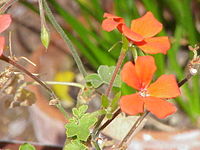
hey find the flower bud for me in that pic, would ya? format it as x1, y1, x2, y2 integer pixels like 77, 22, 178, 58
41, 26, 50, 49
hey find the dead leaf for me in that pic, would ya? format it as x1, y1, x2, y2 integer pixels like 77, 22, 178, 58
0, 66, 36, 108
102, 114, 147, 141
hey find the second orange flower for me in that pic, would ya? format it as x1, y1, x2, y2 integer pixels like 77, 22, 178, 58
102, 12, 170, 54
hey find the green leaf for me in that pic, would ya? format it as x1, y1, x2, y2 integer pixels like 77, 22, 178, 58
101, 95, 109, 108
98, 65, 121, 87
72, 108, 80, 118
66, 113, 97, 141
110, 92, 121, 112
64, 140, 87, 150
66, 105, 98, 141
78, 105, 88, 115
104, 92, 121, 119
72, 105, 88, 118
19, 143, 36, 150
85, 74, 103, 88
85, 66, 122, 88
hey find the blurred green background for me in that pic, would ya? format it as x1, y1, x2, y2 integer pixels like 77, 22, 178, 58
22, 0, 200, 123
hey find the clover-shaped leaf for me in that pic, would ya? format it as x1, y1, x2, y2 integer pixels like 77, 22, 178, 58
64, 140, 87, 150
98, 65, 121, 87
66, 105, 98, 141
85, 74, 103, 88
85, 65, 121, 88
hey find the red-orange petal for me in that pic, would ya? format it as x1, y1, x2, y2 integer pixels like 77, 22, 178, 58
135, 56, 157, 89
147, 75, 181, 98
0, 14, 11, 33
103, 13, 124, 23
122, 25, 144, 42
131, 11, 162, 38
121, 61, 141, 90
120, 93, 144, 115
102, 18, 122, 32
137, 36, 170, 54
0, 36, 5, 56
144, 97, 177, 119
104, 13, 121, 19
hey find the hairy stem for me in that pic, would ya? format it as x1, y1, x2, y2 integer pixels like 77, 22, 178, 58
105, 50, 126, 97
93, 50, 126, 144
118, 112, 149, 148
0, 55, 69, 118
43, 0, 87, 77
97, 108, 121, 134
178, 74, 192, 87
55, 102, 69, 119
0, 55, 56, 99
92, 140, 101, 150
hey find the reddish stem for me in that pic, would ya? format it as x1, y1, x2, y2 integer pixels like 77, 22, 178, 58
118, 112, 149, 148
0, 54, 56, 99
93, 50, 126, 137
97, 108, 121, 134
105, 50, 126, 97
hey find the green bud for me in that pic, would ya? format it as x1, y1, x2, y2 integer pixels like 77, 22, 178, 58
41, 26, 50, 49
19, 143, 36, 150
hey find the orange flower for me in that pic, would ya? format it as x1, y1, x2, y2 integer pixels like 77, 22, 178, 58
0, 14, 12, 56
120, 56, 180, 119
102, 12, 170, 54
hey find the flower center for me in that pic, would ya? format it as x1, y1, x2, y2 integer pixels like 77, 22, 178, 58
139, 89, 150, 97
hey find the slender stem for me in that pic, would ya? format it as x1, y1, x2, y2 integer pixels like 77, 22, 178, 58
0, 54, 57, 99
118, 112, 149, 148
92, 140, 101, 150
105, 50, 126, 97
56, 103, 68, 119
42, 0, 87, 77
38, 0, 45, 27
93, 51, 126, 134
31, 81, 84, 89
97, 108, 121, 133
91, 50, 126, 150
9, 32, 13, 57
0, 0, 18, 14
178, 74, 192, 87
0, 55, 70, 119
